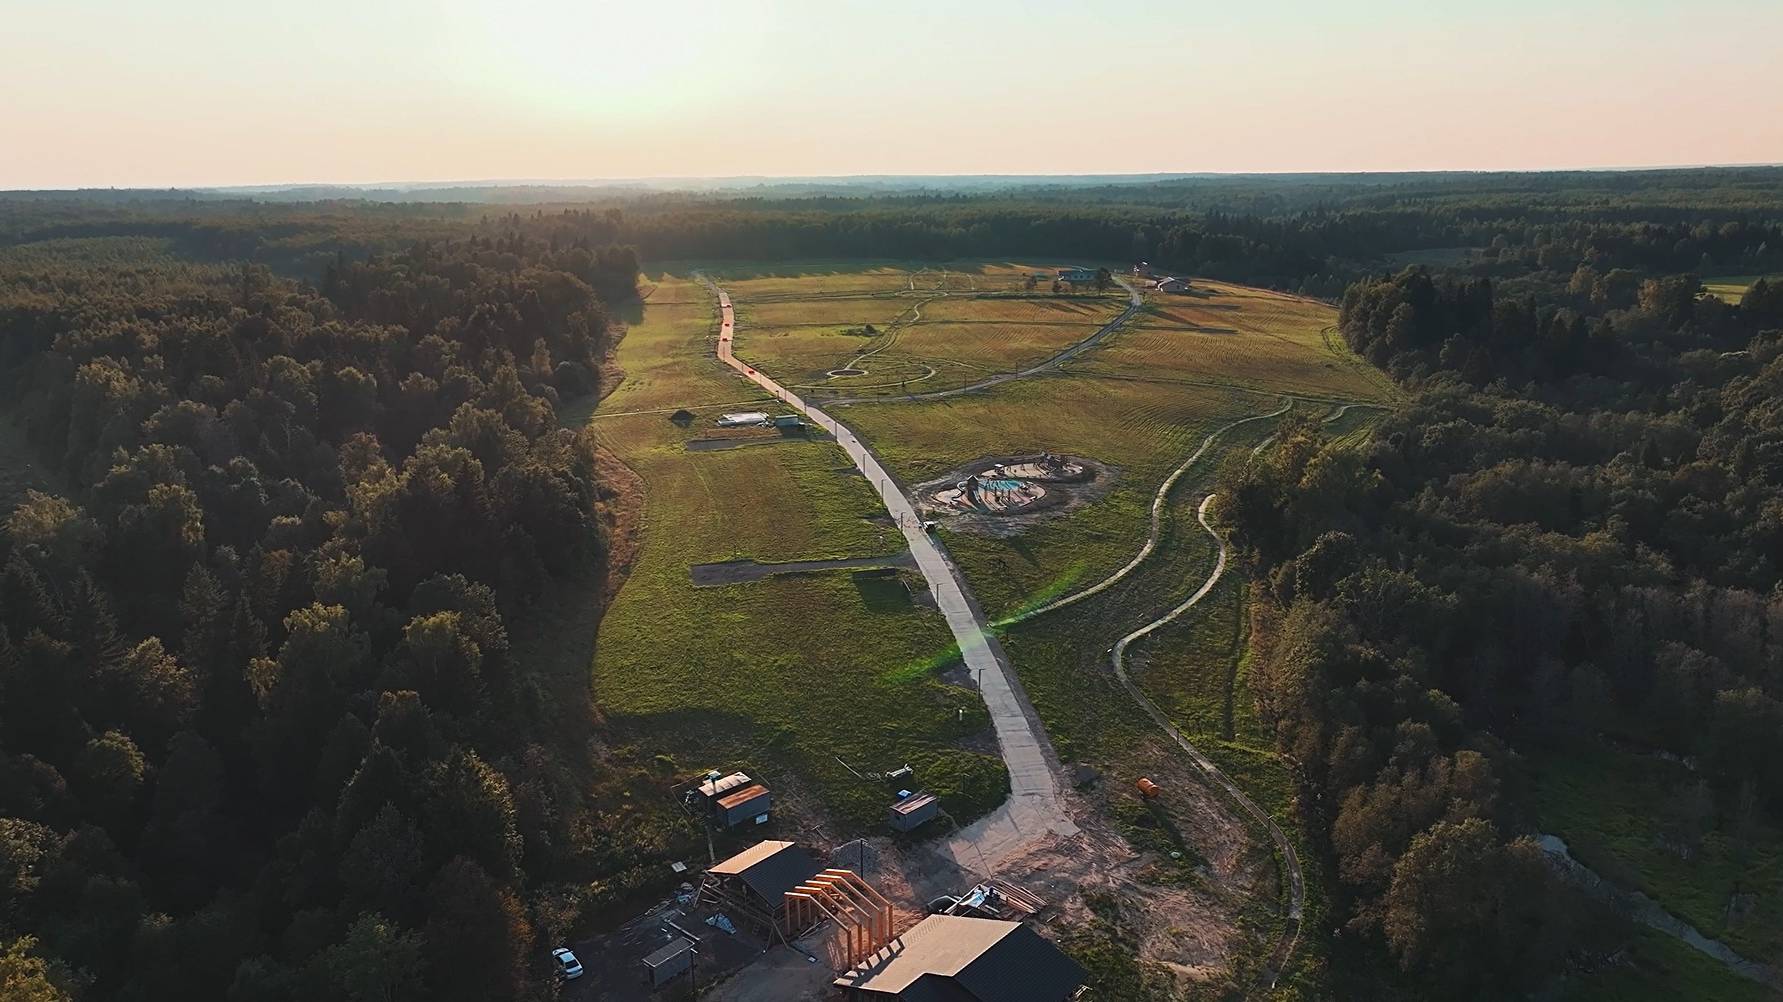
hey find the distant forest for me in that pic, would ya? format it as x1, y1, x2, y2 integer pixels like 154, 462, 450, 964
2, 168, 1782, 999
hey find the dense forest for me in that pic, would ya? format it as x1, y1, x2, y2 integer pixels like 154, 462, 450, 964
1219, 242, 1783, 991
0, 227, 649, 999
3, 169, 1782, 999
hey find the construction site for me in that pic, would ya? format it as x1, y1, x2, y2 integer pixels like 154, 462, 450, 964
918, 453, 1112, 533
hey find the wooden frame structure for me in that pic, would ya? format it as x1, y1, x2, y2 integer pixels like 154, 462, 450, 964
784, 868, 895, 968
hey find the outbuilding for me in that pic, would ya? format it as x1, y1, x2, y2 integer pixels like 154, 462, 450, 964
642, 937, 695, 987
1156, 277, 1192, 294
888, 792, 939, 832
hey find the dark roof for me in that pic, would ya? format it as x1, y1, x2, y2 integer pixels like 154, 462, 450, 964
708, 840, 821, 903
835, 915, 1085, 1002
642, 938, 695, 968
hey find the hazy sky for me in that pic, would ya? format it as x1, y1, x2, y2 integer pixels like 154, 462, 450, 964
5, 0, 1781, 188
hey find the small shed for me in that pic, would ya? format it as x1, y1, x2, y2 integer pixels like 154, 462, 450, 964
717, 783, 772, 827
889, 792, 939, 832
642, 937, 695, 986
771, 414, 804, 430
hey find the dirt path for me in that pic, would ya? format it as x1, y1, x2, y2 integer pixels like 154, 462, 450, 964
826, 276, 1145, 405
995, 398, 1294, 627
1110, 494, 1307, 988
701, 276, 1081, 875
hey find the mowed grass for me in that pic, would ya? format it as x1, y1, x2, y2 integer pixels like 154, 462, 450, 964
1702, 274, 1779, 305
1097, 283, 1393, 401
1527, 740, 1783, 962
579, 273, 1008, 828
845, 375, 1257, 619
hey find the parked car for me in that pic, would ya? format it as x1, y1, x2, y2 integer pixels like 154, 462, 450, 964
552, 947, 584, 980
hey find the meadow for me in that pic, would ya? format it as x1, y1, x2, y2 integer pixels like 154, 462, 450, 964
1702, 274, 1779, 305
577, 273, 1007, 829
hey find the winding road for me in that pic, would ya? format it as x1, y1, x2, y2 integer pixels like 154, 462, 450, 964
705, 278, 1079, 874
1108, 494, 1305, 987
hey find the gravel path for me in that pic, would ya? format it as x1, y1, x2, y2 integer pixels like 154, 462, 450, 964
703, 277, 1080, 875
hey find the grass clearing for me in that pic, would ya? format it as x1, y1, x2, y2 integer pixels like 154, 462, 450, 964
1527, 740, 1783, 962
1702, 274, 1779, 305
578, 274, 1007, 829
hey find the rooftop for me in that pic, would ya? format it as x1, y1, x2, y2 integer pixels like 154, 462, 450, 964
833, 914, 1086, 1002
708, 840, 821, 903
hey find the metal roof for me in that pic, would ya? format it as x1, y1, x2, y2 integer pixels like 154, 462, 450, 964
833, 914, 1085, 1002
697, 772, 753, 798
642, 938, 695, 968
717, 784, 770, 810
708, 840, 821, 903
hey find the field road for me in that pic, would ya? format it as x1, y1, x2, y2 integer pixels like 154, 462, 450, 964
827, 274, 1145, 405
1110, 494, 1305, 988
704, 279, 1080, 874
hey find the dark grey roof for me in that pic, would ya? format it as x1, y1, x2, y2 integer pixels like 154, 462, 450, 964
894, 975, 979, 1002
642, 938, 695, 968
949, 921, 1085, 1002
711, 840, 821, 903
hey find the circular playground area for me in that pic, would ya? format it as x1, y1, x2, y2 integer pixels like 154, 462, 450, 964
918, 453, 1111, 534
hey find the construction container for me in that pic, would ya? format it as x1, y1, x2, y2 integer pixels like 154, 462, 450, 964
1136, 777, 1162, 799
889, 792, 940, 832
642, 937, 694, 986
717, 783, 771, 827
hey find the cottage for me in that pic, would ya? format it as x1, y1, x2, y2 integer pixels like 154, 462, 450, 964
1155, 277, 1192, 294
1056, 268, 1097, 284
832, 914, 1087, 1002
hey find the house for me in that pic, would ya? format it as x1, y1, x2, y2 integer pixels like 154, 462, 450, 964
832, 914, 1087, 1002
1155, 277, 1192, 294
1133, 261, 1156, 278
695, 840, 822, 937
1056, 268, 1097, 284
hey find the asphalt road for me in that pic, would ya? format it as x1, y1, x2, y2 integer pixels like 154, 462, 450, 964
706, 281, 1079, 874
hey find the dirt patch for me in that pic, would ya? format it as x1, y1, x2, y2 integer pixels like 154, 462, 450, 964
913, 454, 1120, 539
593, 443, 646, 605
689, 553, 915, 587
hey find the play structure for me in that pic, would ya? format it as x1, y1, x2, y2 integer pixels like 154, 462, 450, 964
925, 452, 1094, 517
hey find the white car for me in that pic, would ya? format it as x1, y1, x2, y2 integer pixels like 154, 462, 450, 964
552, 947, 584, 980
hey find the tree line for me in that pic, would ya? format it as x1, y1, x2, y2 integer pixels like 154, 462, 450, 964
1219, 261, 1783, 994
0, 230, 651, 1000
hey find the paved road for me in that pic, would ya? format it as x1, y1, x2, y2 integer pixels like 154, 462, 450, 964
826, 276, 1145, 405
1109, 494, 1306, 987
706, 281, 1079, 873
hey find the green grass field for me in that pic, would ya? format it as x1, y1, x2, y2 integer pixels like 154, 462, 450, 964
577, 274, 1006, 829
1702, 275, 1778, 305
1528, 740, 1783, 963
582, 263, 1388, 991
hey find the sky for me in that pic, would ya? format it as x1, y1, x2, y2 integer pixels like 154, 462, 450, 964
4, 0, 1781, 189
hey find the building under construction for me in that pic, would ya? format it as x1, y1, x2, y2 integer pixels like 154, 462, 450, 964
695, 840, 896, 968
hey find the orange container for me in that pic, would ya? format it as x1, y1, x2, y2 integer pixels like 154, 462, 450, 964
1136, 777, 1162, 798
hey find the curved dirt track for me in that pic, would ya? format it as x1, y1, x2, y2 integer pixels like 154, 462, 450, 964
1109, 494, 1305, 987
826, 275, 1144, 405
994, 397, 1294, 627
